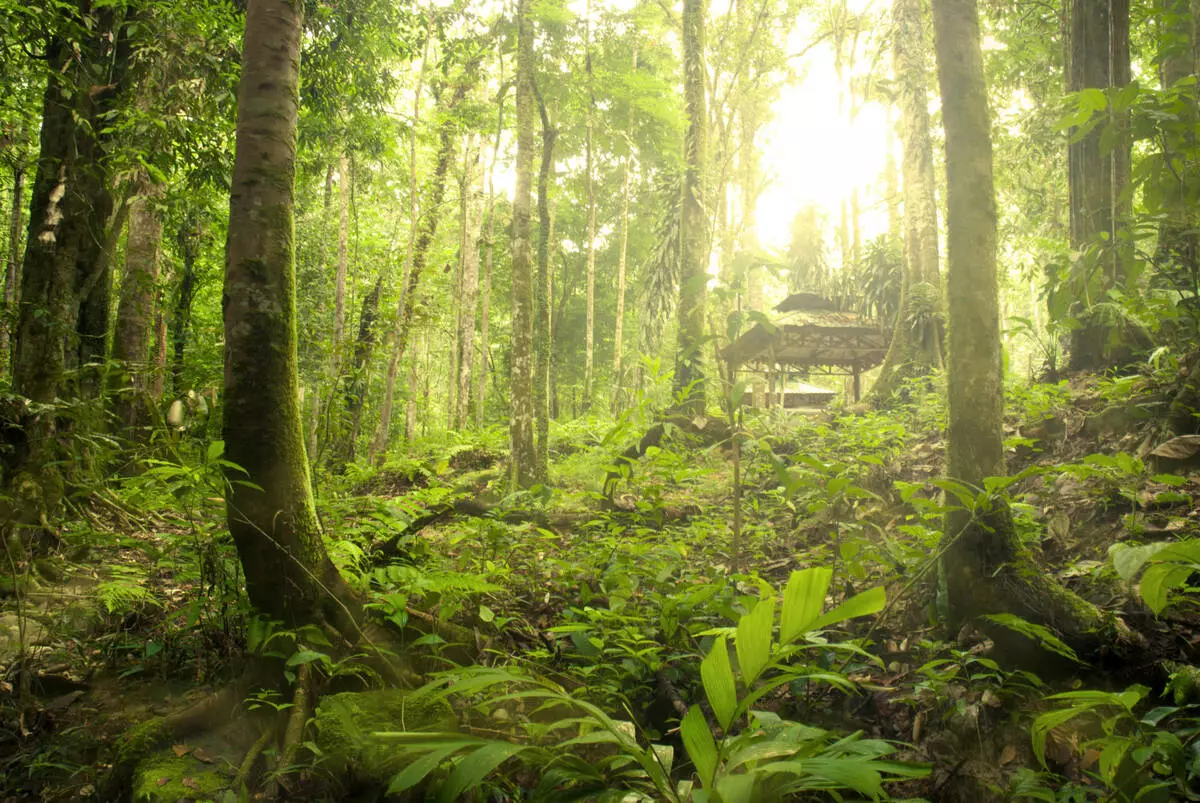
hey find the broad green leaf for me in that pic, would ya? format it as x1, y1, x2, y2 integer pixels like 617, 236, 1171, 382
980, 614, 1082, 664
387, 745, 464, 794
437, 741, 526, 803
680, 706, 717, 790
736, 596, 775, 685
781, 568, 832, 644
701, 636, 737, 731
807, 586, 885, 631
286, 649, 329, 668
714, 772, 756, 801
1109, 542, 1172, 582
1140, 562, 1194, 614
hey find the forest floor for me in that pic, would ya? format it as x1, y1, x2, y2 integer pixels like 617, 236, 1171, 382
3, 369, 1200, 801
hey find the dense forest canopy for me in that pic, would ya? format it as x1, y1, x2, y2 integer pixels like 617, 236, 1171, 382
2, 0, 1200, 800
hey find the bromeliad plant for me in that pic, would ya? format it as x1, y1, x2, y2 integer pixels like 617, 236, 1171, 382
370, 567, 928, 801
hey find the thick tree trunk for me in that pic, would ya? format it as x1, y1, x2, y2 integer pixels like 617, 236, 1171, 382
870, 0, 943, 404
1, 165, 24, 375
1066, 0, 1131, 371
111, 178, 164, 434
510, 0, 537, 489
676, 0, 709, 416
534, 93, 557, 482
934, 0, 1114, 656
224, 0, 359, 627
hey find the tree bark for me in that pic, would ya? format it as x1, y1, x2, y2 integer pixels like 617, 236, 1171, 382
337, 274, 382, 463
1, 165, 24, 375
110, 177, 164, 434
510, 0, 537, 489
333, 154, 350, 371
1066, 0, 1131, 371
223, 0, 362, 628
456, 156, 483, 431
934, 0, 1113, 656
534, 89, 557, 482
676, 0, 709, 416
171, 217, 200, 397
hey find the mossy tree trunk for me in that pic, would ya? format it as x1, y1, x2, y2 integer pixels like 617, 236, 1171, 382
510, 0, 537, 489
534, 89, 557, 483
110, 176, 164, 435
676, 0, 709, 416
870, 0, 942, 404
223, 0, 361, 627
934, 0, 1115, 656
1066, 0, 1131, 371
1, 164, 24, 375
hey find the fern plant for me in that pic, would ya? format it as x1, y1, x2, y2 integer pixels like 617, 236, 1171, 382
371, 567, 928, 801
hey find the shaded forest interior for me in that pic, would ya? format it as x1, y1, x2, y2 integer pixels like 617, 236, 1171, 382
4, 0, 1200, 800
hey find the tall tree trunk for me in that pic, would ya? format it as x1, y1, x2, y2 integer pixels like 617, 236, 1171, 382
583, 0, 597, 412
534, 91, 557, 482
111, 177, 164, 434
510, 0, 537, 489
934, 0, 1112, 655
223, 0, 361, 628
1066, 0, 1131, 371
333, 154, 350, 371
371, 67, 474, 460
477, 87, 505, 431
676, 0, 709, 415
869, 0, 943, 403
171, 218, 200, 397
338, 275, 382, 463
1, 165, 24, 375
456, 158, 483, 431
612, 154, 632, 408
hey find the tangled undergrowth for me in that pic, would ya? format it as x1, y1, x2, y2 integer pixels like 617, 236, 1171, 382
3, 367, 1200, 801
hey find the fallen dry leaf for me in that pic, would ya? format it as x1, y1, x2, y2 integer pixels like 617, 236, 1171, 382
999, 745, 1018, 765
182, 777, 199, 790
192, 747, 214, 764
156, 777, 170, 787
172, 744, 190, 757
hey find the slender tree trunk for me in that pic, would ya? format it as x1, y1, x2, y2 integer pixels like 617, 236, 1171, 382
338, 275, 382, 462
612, 154, 632, 408
110, 178, 164, 433
171, 219, 200, 397
870, 0, 943, 403
371, 66, 474, 459
583, 0, 597, 412
1, 165, 24, 375
510, 0, 537, 489
934, 0, 1112, 655
1066, 0, 1131, 370
223, 0, 363, 629
534, 92, 557, 482
676, 0, 709, 415
333, 154, 350, 371
456, 156, 483, 431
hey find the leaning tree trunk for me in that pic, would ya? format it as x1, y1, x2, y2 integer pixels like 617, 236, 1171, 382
110, 177, 164, 435
675, 0, 709, 416
934, 0, 1117, 658
1066, 0, 1131, 371
869, 0, 943, 404
534, 90, 557, 482
223, 0, 362, 628
371, 69, 474, 460
510, 0, 537, 489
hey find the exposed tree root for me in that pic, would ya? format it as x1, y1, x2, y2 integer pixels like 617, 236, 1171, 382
267, 663, 314, 798
233, 721, 277, 791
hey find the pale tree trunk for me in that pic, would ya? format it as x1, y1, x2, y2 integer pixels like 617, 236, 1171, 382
371, 65, 474, 461
612, 154, 632, 408
583, 1, 597, 411
510, 0, 537, 489
934, 0, 1115, 656
447, 142, 469, 431
884, 114, 901, 244
869, 0, 943, 403
151, 283, 167, 402
1066, 0, 1131, 371
676, 0, 709, 415
223, 0, 362, 629
456, 153, 483, 431
534, 91, 557, 482
1, 165, 23, 375
110, 177, 164, 434
478, 80, 506, 430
